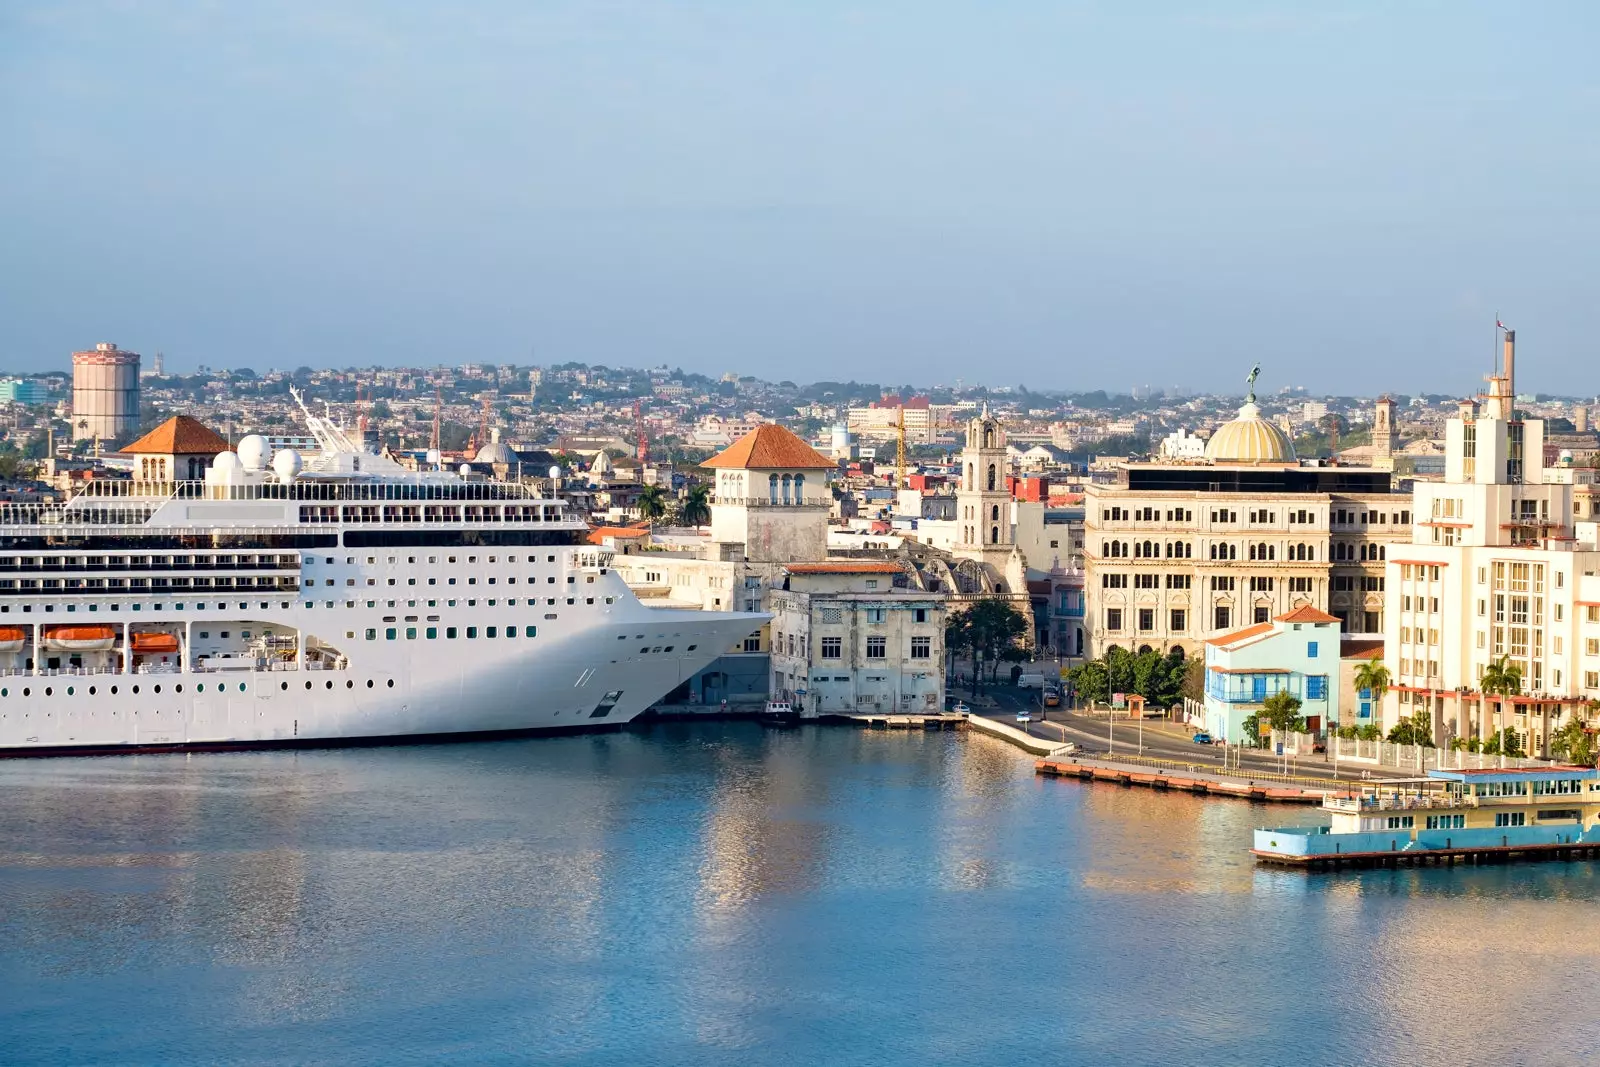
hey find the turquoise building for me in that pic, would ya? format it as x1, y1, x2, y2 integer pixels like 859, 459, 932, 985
0, 379, 51, 405
1203, 604, 1341, 745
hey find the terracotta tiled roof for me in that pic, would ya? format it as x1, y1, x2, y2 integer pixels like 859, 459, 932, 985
1275, 604, 1340, 625
1204, 622, 1274, 647
123, 416, 230, 455
785, 562, 903, 574
1340, 638, 1385, 659
702, 424, 835, 470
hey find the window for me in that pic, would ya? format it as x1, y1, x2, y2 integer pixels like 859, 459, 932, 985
385, 627, 397, 640
1307, 676, 1326, 699
1494, 812, 1527, 828
911, 637, 931, 659
1386, 816, 1414, 830
865, 608, 886, 624
1106, 608, 1124, 632
365, 628, 377, 640
1137, 608, 1155, 632
866, 636, 887, 659
1169, 609, 1187, 632
1307, 641, 1319, 659
821, 637, 842, 659
913, 608, 928, 623
1213, 606, 1230, 630
1253, 606, 1270, 624
1426, 814, 1464, 830
466, 627, 478, 638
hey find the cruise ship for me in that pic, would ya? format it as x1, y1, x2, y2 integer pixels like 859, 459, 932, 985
0, 393, 765, 756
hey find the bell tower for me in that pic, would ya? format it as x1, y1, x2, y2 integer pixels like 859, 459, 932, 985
954, 408, 1015, 574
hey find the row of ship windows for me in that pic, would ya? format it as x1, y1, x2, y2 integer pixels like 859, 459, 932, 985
0, 679, 396, 698
298, 505, 556, 523
308, 575, 594, 588
0, 594, 610, 616
0, 555, 300, 571
0, 577, 299, 592
306, 595, 612, 610
305, 554, 562, 566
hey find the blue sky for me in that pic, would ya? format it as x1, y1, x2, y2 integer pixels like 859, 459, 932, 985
2, 1, 1596, 394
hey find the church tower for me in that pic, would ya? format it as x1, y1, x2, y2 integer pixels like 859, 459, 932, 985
953, 408, 1016, 578
1371, 396, 1396, 469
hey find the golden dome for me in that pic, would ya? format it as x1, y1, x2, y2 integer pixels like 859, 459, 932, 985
1204, 401, 1296, 464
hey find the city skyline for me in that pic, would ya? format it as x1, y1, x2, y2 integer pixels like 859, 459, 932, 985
4, 3, 1597, 392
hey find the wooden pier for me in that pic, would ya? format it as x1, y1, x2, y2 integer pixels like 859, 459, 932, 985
1034, 758, 1329, 804
844, 713, 966, 731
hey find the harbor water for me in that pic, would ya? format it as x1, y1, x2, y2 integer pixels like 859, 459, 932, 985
3, 722, 1598, 1066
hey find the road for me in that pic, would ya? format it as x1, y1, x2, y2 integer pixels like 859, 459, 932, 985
971, 685, 1413, 783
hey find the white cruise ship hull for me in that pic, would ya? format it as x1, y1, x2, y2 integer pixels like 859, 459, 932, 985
0, 607, 762, 756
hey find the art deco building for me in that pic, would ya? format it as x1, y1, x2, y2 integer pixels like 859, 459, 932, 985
1084, 386, 1412, 659
1381, 329, 1600, 756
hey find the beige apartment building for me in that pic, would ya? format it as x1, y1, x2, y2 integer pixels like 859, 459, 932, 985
1084, 395, 1412, 658
1381, 330, 1600, 756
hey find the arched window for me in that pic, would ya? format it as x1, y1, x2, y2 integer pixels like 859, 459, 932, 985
769, 473, 779, 503
794, 473, 805, 501
991, 504, 1000, 521
966, 462, 974, 488
987, 464, 996, 491
991, 525, 999, 544
984, 427, 994, 449
781, 474, 792, 504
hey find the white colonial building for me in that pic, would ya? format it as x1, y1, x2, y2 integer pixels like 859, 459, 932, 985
1084, 385, 1412, 659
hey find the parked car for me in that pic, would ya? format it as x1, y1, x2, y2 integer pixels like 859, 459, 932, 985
1043, 687, 1061, 707
951, 702, 971, 714
1016, 710, 1036, 724
1191, 732, 1214, 745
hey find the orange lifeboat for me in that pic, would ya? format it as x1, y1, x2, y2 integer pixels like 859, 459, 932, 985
0, 626, 23, 653
41, 625, 117, 652
130, 632, 181, 654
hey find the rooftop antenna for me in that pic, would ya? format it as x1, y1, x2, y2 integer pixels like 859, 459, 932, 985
896, 406, 908, 490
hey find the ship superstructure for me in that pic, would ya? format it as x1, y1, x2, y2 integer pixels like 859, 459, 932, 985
0, 393, 764, 755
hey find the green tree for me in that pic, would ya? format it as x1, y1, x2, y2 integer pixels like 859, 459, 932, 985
1067, 658, 1109, 705
1180, 657, 1205, 704
949, 597, 1028, 696
1260, 690, 1306, 736
1479, 655, 1523, 748
1356, 724, 1382, 742
679, 484, 711, 528
1241, 713, 1263, 748
1386, 711, 1434, 748
1550, 718, 1598, 766
636, 485, 668, 523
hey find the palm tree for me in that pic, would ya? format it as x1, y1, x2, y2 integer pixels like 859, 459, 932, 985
1352, 656, 1390, 733
680, 484, 712, 528
635, 485, 668, 524
1479, 655, 1524, 747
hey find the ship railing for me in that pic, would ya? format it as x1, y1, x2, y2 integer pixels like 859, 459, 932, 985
73, 478, 560, 504
1323, 792, 1459, 812
0, 666, 122, 677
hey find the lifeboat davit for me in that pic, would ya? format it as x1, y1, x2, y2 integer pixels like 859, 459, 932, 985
0, 626, 23, 653
41, 625, 117, 652
130, 632, 181, 654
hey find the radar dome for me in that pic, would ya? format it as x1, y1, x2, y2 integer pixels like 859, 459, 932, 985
272, 448, 303, 483
211, 450, 243, 474
459, 464, 472, 477
237, 435, 270, 470
426, 448, 442, 467
475, 440, 516, 465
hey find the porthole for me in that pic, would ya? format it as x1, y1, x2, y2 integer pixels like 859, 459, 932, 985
176, 684, 183, 694
66, 687, 74, 696
239, 683, 247, 693
306, 681, 313, 690
132, 685, 139, 695
111, 685, 118, 695
346, 680, 354, 689
366, 679, 374, 689
386, 679, 394, 688
3, 688, 9, 697
281, 682, 288, 691
89, 686, 96, 695
44, 687, 52, 696
326, 680, 333, 690
23, 688, 30, 697
154, 685, 161, 694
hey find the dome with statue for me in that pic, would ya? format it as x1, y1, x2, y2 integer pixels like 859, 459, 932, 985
1204, 364, 1296, 464
474, 429, 516, 466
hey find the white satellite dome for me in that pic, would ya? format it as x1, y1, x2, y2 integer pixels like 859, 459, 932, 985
459, 463, 473, 477
272, 448, 303, 483
475, 440, 516, 465
426, 448, 442, 467
212, 450, 243, 474
237, 434, 270, 470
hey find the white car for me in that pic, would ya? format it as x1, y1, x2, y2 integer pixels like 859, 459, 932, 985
1016, 710, 1034, 723
951, 702, 971, 714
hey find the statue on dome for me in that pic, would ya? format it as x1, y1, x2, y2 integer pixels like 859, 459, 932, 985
1244, 363, 1261, 404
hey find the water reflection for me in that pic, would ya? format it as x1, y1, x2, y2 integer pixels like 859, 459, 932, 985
2, 723, 1599, 1066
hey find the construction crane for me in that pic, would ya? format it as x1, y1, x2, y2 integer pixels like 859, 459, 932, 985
468, 393, 494, 454
429, 387, 442, 455
634, 398, 648, 463
896, 407, 908, 490
1322, 412, 1341, 458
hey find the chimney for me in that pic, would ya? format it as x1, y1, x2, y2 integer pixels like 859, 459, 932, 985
1502, 329, 1516, 412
